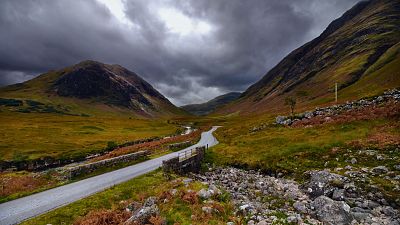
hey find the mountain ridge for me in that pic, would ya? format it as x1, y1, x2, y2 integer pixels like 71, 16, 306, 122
218, 0, 400, 115
181, 92, 241, 116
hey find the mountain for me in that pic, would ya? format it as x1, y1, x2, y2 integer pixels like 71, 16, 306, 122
218, 0, 400, 115
182, 92, 242, 116
0, 60, 184, 117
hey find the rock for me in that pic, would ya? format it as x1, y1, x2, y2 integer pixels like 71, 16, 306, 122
126, 201, 141, 212
183, 178, 193, 186
256, 220, 268, 225
276, 116, 286, 124
345, 165, 353, 170
394, 165, 400, 171
239, 204, 250, 211
293, 201, 308, 213
287, 215, 298, 223
247, 220, 255, 225
376, 155, 385, 160
303, 170, 347, 198
312, 196, 353, 225
202, 206, 213, 214
304, 111, 313, 119
332, 189, 345, 201
126, 196, 160, 224
350, 158, 357, 164
127, 204, 160, 224
351, 210, 371, 221
144, 196, 158, 207
170, 189, 177, 196
227, 222, 234, 225
371, 166, 389, 175
282, 119, 292, 126
197, 188, 213, 199
209, 184, 221, 195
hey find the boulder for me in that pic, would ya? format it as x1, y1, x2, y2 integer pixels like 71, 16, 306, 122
293, 201, 308, 213
197, 188, 213, 199
303, 170, 347, 198
126, 197, 160, 224
201, 206, 213, 214
312, 196, 353, 225
275, 116, 286, 124
371, 166, 389, 175
332, 189, 345, 201
144, 196, 158, 207
127, 205, 160, 224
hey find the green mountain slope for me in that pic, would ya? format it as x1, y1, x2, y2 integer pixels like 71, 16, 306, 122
219, 0, 400, 114
181, 92, 241, 116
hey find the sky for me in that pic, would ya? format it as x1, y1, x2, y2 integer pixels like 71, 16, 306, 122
0, 0, 361, 106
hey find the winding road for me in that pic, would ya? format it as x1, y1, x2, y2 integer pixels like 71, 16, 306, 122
0, 126, 220, 225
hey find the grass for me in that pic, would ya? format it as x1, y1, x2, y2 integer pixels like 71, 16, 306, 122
21, 170, 235, 225
206, 113, 399, 177
0, 156, 149, 203
0, 111, 178, 161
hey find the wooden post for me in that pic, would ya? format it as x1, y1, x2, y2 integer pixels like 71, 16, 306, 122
335, 83, 338, 104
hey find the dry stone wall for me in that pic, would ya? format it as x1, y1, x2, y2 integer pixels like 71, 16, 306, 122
64, 150, 149, 178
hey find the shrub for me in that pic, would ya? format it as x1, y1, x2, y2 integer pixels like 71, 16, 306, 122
0, 98, 23, 106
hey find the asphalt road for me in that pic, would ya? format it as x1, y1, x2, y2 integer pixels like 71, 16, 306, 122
0, 126, 220, 225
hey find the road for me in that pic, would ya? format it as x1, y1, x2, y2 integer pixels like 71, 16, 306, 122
0, 126, 220, 225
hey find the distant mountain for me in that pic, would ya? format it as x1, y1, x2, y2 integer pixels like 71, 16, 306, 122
182, 92, 241, 116
0, 60, 185, 117
218, 0, 400, 115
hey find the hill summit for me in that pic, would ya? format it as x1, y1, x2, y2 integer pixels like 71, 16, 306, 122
0, 60, 183, 117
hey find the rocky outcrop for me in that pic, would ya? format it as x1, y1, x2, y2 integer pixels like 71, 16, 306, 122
125, 197, 164, 225
312, 196, 353, 225
195, 167, 400, 225
53, 60, 173, 113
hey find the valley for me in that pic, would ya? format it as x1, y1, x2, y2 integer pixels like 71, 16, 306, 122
0, 0, 399, 224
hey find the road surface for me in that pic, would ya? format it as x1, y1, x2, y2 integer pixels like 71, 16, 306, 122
0, 126, 220, 225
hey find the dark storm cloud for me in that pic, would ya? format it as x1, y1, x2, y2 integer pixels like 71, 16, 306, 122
0, 0, 360, 105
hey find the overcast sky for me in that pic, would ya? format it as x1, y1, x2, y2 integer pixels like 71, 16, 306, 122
0, 0, 360, 106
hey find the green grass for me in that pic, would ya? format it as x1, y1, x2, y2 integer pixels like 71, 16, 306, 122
21, 171, 166, 225
21, 170, 234, 225
206, 115, 399, 177
0, 111, 178, 161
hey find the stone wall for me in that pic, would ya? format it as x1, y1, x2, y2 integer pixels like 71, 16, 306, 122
168, 141, 192, 151
275, 88, 400, 126
65, 150, 150, 178
162, 147, 206, 174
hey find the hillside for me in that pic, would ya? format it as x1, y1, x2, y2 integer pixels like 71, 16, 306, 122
181, 92, 241, 116
0, 60, 185, 117
218, 0, 400, 115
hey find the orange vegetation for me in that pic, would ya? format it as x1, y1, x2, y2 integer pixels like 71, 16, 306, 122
91, 130, 202, 162
292, 101, 400, 128
73, 209, 131, 225
0, 172, 53, 198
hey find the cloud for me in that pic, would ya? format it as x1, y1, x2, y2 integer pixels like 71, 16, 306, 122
0, 0, 360, 105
